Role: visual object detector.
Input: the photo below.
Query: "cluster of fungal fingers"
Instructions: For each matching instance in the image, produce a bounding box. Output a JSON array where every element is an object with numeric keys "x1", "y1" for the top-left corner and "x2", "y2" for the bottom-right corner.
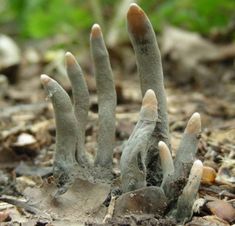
[
  {"x1": 40, "y1": 22, "x2": 117, "y2": 196},
  {"x1": 39, "y1": 3, "x2": 203, "y2": 224}
]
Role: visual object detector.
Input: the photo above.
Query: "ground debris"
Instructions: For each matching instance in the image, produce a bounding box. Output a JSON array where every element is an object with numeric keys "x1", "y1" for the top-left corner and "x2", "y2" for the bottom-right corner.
[
  {"x1": 206, "y1": 199, "x2": 235, "y2": 223},
  {"x1": 186, "y1": 215, "x2": 230, "y2": 226}
]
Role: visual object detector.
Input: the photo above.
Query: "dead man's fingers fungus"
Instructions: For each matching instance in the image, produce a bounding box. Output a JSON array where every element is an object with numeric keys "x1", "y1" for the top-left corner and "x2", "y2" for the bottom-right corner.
[
  {"x1": 41, "y1": 74, "x2": 78, "y2": 195},
  {"x1": 127, "y1": 3, "x2": 170, "y2": 185},
  {"x1": 90, "y1": 24, "x2": 117, "y2": 169}
]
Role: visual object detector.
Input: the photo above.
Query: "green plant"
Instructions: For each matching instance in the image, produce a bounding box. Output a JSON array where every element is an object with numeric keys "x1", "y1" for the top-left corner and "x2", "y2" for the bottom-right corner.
[{"x1": 140, "y1": 0, "x2": 235, "y2": 35}]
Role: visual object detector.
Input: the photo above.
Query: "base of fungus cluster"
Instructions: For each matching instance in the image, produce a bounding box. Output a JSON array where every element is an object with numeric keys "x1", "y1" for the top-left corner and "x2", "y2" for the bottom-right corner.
[{"x1": 23, "y1": 180, "x2": 179, "y2": 226}]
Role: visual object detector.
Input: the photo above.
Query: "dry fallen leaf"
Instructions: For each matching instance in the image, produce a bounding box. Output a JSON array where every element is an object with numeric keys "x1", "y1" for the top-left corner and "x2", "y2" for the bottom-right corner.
[
  {"x1": 23, "y1": 178, "x2": 110, "y2": 224},
  {"x1": 202, "y1": 166, "x2": 217, "y2": 184},
  {"x1": 0, "y1": 211, "x2": 10, "y2": 222},
  {"x1": 187, "y1": 215, "x2": 230, "y2": 226},
  {"x1": 216, "y1": 159, "x2": 235, "y2": 184},
  {"x1": 114, "y1": 186, "x2": 167, "y2": 217},
  {"x1": 206, "y1": 199, "x2": 235, "y2": 223}
]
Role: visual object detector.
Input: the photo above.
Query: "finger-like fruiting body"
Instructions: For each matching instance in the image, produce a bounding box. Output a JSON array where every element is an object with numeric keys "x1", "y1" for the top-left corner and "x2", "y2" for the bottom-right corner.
[
  {"x1": 120, "y1": 90, "x2": 158, "y2": 192},
  {"x1": 90, "y1": 24, "x2": 117, "y2": 169},
  {"x1": 174, "y1": 112, "x2": 201, "y2": 178},
  {"x1": 127, "y1": 3, "x2": 170, "y2": 186},
  {"x1": 176, "y1": 160, "x2": 203, "y2": 223},
  {"x1": 41, "y1": 74, "x2": 78, "y2": 195},
  {"x1": 65, "y1": 52, "x2": 89, "y2": 162},
  {"x1": 162, "y1": 112, "x2": 201, "y2": 205},
  {"x1": 158, "y1": 141, "x2": 174, "y2": 184}
]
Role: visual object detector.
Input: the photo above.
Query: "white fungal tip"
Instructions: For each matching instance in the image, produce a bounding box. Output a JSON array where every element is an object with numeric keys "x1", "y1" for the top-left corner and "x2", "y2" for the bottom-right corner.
[
  {"x1": 158, "y1": 141, "x2": 167, "y2": 150},
  {"x1": 65, "y1": 51, "x2": 76, "y2": 65},
  {"x1": 158, "y1": 141, "x2": 171, "y2": 161},
  {"x1": 65, "y1": 51, "x2": 72, "y2": 57},
  {"x1": 40, "y1": 74, "x2": 51, "y2": 85},
  {"x1": 128, "y1": 3, "x2": 143, "y2": 17},
  {"x1": 140, "y1": 89, "x2": 158, "y2": 121},
  {"x1": 158, "y1": 141, "x2": 174, "y2": 176},
  {"x1": 142, "y1": 89, "x2": 157, "y2": 109},
  {"x1": 92, "y1": 23, "x2": 100, "y2": 29},
  {"x1": 185, "y1": 112, "x2": 201, "y2": 134},
  {"x1": 91, "y1": 23, "x2": 102, "y2": 37},
  {"x1": 129, "y1": 3, "x2": 139, "y2": 8},
  {"x1": 191, "y1": 160, "x2": 203, "y2": 176},
  {"x1": 194, "y1": 159, "x2": 203, "y2": 168}
]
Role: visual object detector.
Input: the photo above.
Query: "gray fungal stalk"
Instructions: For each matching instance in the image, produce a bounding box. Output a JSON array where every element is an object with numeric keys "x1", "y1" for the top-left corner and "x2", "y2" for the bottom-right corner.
[{"x1": 127, "y1": 3, "x2": 170, "y2": 186}]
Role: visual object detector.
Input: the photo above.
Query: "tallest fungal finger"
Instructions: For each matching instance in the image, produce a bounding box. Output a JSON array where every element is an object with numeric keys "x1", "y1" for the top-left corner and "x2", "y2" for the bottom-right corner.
[
  {"x1": 65, "y1": 52, "x2": 89, "y2": 161},
  {"x1": 41, "y1": 74, "x2": 78, "y2": 195},
  {"x1": 90, "y1": 24, "x2": 117, "y2": 169},
  {"x1": 127, "y1": 3, "x2": 170, "y2": 185}
]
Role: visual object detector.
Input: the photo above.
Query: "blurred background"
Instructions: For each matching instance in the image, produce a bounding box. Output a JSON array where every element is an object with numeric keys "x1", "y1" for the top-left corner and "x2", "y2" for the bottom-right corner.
[{"x1": 1, "y1": 0, "x2": 235, "y2": 93}]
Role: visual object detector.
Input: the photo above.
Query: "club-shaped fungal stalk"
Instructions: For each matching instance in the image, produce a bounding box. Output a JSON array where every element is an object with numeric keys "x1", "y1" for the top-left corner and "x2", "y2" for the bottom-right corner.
[
  {"x1": 120, "y1": 89, "x2": 158, "y2": 192},
  {"x1": 176, "y1": 160, "x2": 203, "y2": 223},
  {"x1": 174, "y1": 112, "x2": 201, "y2": 178},
  {"x1": 40, "y1": 74, "x2": 78, "y2": 195},
  {"x1": 90, "y1": 24, "x2": 117, "y2": 169},
  {"x1": 65, "y1": 52, "x2": 89, "y2": 163},
  {"x1": 127, "y1": 3, "x2": 170, "y2": 185},
  {"x1": 162, "y1": 112, "x2": 201, "y2": 204},
  {"x1": 158, "y1": 141, "x2": 174, "y2": 184}
]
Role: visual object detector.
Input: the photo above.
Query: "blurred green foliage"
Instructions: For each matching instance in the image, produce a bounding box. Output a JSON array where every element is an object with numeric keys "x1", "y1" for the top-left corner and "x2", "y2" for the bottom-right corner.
[
  {"x1": 0, "y1": 0, "x2": 94, "y2": 38},
  {"x1": 0, "y1": 0, "x2": 234, "y2": 39},
  {"x1": 143, "y1": 0, "x2": 235, "y2": 34}
]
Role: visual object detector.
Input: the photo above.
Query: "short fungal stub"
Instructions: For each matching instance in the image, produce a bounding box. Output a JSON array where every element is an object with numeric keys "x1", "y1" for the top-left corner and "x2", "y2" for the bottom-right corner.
[{"x1": 176, "y1": 160, "x2": 203, "y2": 223}]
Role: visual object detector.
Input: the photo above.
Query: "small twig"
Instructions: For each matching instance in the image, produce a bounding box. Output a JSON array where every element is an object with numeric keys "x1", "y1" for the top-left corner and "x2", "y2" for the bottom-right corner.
[
  {"x1": 102, "y1": 195, "x2": 116, "y2": 223},
  {"x1": 0, "y1": 196, "x2": 39, "y2": 215}
]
